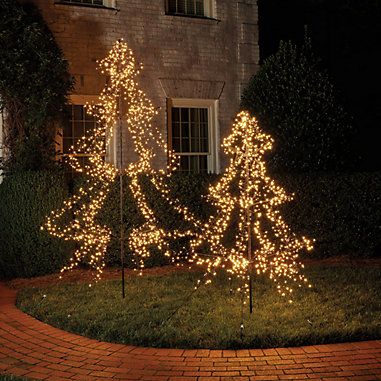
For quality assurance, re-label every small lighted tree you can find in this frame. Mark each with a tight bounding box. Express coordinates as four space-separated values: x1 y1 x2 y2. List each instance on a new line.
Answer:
42 40 180 285
191 111 313 309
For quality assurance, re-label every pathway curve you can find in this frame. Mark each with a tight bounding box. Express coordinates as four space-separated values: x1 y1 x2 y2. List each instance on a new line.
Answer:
0 283 380 381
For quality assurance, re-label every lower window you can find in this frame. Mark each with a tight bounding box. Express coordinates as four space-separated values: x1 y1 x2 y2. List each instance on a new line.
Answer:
168 99 218 173
60 104 99 168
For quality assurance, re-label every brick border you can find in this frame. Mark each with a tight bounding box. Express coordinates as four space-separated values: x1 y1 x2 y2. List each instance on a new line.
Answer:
0 283 380 380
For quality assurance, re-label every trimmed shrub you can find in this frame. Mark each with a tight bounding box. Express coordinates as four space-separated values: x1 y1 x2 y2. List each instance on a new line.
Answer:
98 173 216 267
98 171 380 265
0 0 73 171
0 171 72 279
1 171 379 279
240 37 355 173
277 171 381 258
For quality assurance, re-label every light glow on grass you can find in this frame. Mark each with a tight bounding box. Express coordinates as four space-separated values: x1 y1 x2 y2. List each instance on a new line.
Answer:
17 265 381 349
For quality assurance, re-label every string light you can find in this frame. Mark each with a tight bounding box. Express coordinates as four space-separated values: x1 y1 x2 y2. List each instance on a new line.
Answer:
42 42 312 303
42 40 191 281
188 111 313 301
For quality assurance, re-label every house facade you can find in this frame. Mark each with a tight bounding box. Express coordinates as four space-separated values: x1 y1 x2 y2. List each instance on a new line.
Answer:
21 0 259 173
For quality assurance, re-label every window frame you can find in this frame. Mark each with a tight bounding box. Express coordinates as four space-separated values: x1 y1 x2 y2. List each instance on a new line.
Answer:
165 0 216 19
167 98 219 174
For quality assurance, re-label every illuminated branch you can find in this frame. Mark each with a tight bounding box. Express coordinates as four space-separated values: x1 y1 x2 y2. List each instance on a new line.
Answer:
190 111 313 302
42 40 198 281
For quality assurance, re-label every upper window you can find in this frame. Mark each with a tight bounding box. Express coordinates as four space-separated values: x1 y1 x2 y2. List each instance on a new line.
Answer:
166 0 215 18
56 0 115 8
168 99 219 174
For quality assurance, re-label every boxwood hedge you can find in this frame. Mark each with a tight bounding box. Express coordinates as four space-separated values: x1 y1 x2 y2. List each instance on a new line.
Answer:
0 170 72 279
0 170 379 279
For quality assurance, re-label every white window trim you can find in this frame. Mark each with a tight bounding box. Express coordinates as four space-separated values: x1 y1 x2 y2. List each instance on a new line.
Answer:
204 0 216 18
170 98 220 174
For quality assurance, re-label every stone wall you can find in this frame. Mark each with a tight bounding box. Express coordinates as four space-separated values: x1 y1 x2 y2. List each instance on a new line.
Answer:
24 0 259 171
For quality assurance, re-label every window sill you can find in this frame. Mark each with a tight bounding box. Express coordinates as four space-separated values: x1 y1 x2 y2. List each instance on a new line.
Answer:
165 12 219 22
54 1 117 11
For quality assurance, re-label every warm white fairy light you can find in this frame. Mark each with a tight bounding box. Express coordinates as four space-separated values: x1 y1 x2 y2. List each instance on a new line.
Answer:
189 111 313 301
42 40 192 281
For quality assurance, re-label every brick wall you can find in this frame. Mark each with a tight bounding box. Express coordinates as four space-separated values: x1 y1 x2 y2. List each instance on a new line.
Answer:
24 0 259 171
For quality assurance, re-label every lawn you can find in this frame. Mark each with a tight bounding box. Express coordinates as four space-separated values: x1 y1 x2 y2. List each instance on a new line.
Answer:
16 265 381 349
0 375 28 381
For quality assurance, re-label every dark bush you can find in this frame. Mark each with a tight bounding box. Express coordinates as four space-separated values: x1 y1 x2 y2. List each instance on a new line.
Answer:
98 173 216 267
1 171 379 279
98 171 380 265
277 171 381 258
241 37 356 173
0 171 72 279
0 0 73 171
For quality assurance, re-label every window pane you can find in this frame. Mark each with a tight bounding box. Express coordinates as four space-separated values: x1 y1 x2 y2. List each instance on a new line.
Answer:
200 123 208 139
177 0 186 14
63 138 72 154
190 122 199 139
179 155 189 171
189 156 199 172
200 108 208 123
73 105 83 121
199 155 208 172
182 137 190 152
200 138 209 153
196 0 204 16
191 138 200 152
84 121 96 136
168 0 177 13
172 122 180 138
172 107 180 123
186 0 194 15
172 138 181 152
180 108 189 123
181 124 189 139
74 122 84 137
63 120 72 138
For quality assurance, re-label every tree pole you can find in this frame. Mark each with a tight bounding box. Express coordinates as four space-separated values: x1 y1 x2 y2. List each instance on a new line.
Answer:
245 133 253 314
118 67 125 299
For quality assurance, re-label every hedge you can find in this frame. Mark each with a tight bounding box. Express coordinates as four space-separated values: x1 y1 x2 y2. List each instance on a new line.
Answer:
0 171 380 279
97 171 380 264
0 170 72 279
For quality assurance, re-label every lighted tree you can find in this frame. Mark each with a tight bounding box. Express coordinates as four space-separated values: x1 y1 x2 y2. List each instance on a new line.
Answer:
42 40 178 283
190 111 313 308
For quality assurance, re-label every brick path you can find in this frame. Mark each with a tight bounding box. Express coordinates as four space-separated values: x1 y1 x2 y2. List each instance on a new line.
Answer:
0 283 380 381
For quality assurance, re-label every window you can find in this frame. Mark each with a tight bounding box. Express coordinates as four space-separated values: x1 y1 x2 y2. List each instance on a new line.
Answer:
56 0 115 8
60 105 101 167
166 0 215 18
168 99 219 173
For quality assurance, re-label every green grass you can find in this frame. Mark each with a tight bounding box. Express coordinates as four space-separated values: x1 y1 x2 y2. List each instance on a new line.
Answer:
0 374 28 381
17 266 381 349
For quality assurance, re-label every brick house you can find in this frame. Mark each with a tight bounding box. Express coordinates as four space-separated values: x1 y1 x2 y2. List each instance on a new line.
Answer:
15 0 259 173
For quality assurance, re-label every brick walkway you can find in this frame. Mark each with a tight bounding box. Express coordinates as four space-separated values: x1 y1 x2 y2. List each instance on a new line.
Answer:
0 283 380 381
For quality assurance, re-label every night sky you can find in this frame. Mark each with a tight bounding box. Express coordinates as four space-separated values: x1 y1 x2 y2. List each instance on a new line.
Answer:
258 0 381 171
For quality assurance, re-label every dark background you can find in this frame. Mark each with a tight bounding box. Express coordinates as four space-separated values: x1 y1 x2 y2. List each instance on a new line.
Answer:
257 0 381 171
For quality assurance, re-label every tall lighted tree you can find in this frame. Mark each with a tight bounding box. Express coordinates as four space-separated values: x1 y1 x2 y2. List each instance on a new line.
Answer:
190 111 313 310
42 40 179 286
